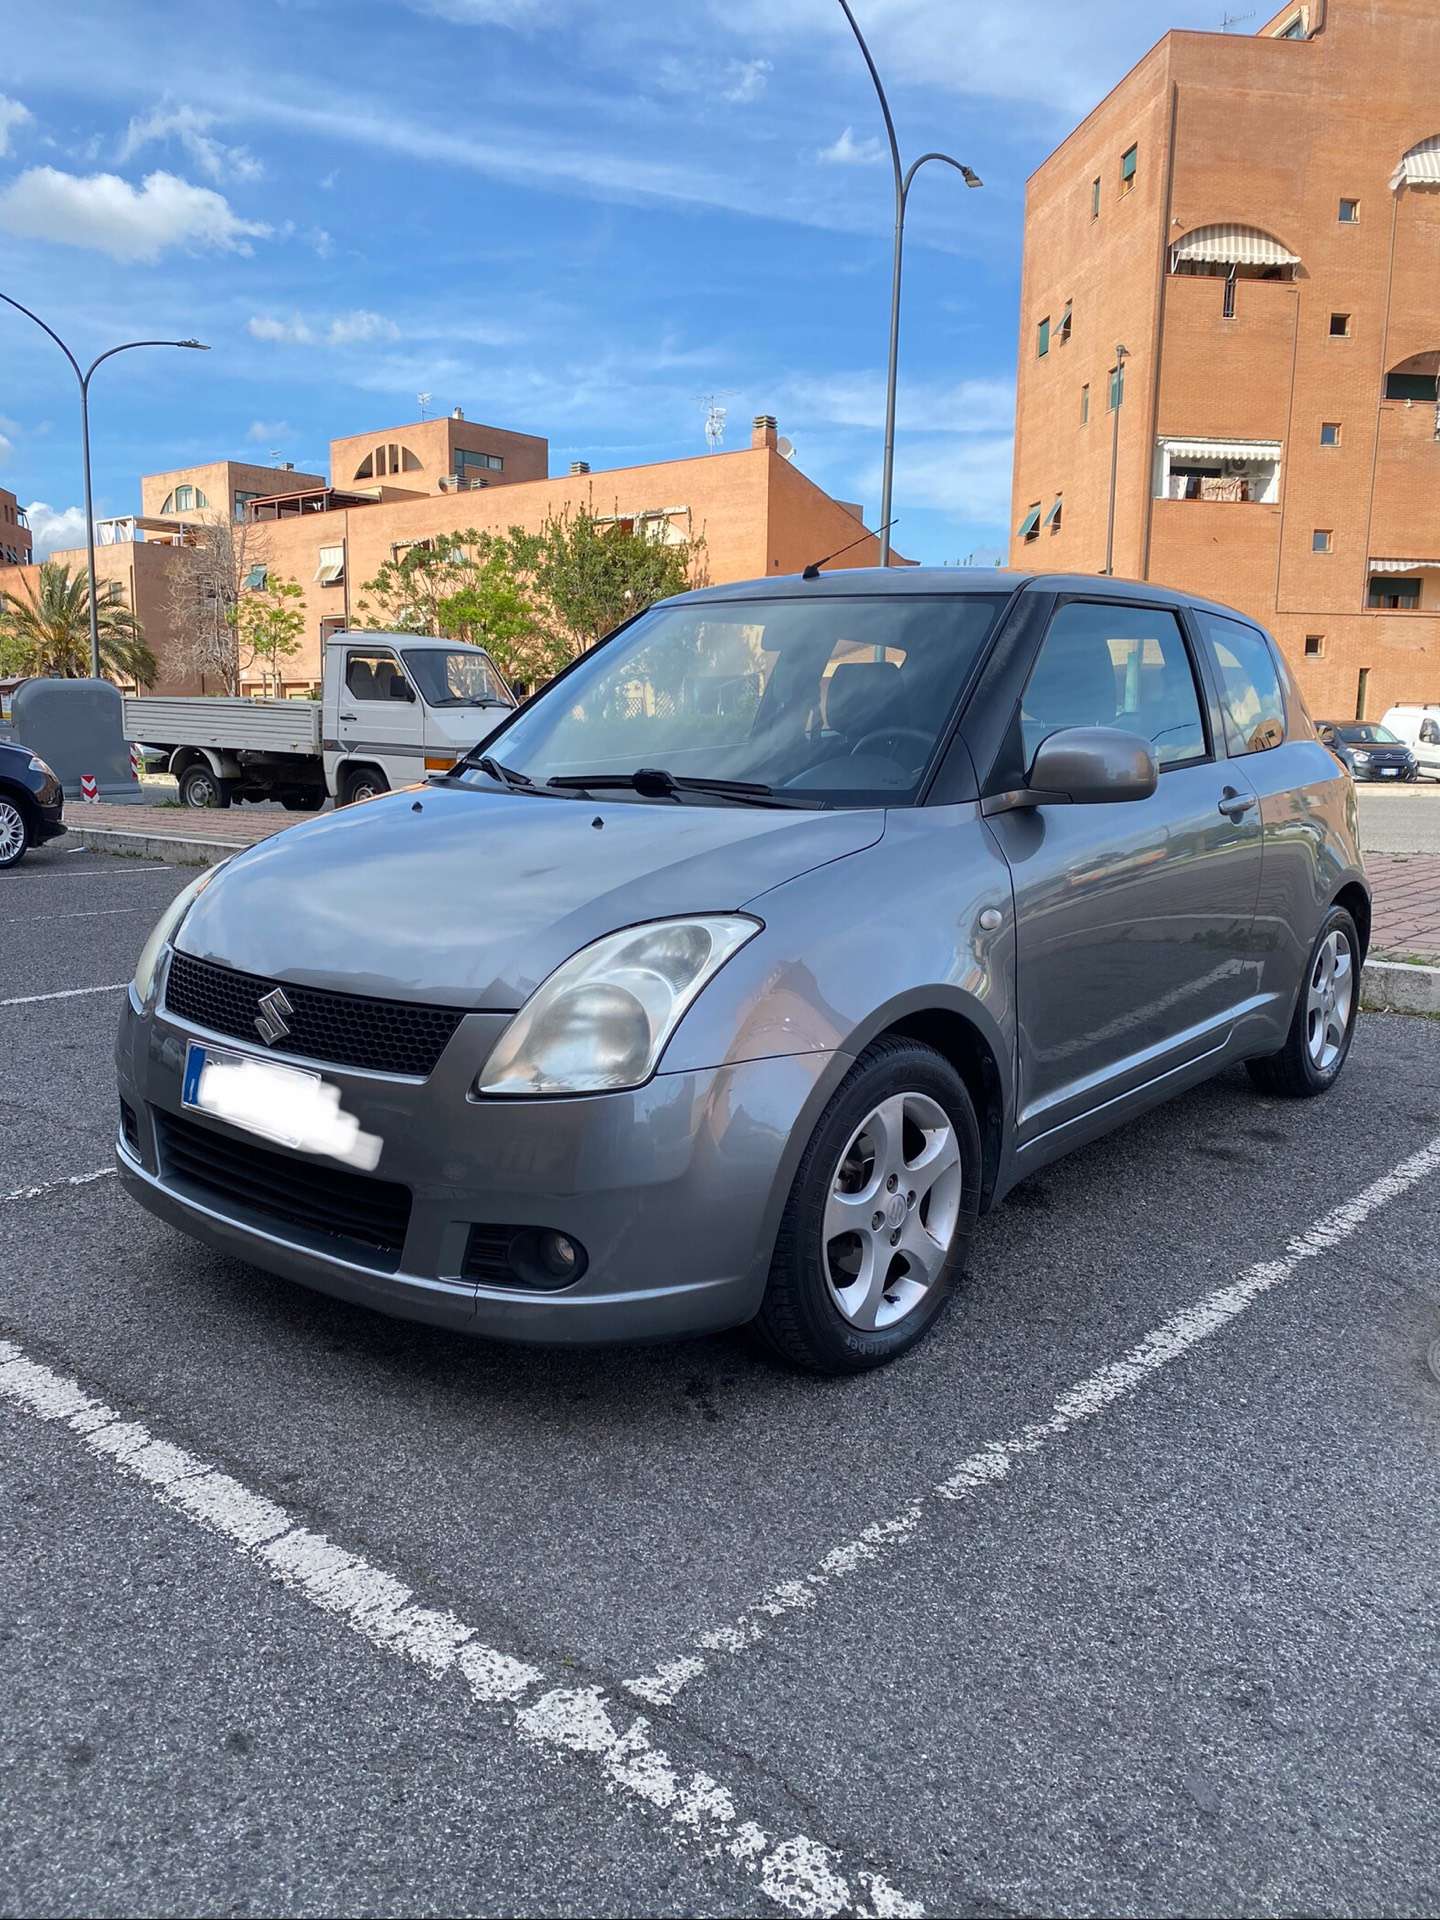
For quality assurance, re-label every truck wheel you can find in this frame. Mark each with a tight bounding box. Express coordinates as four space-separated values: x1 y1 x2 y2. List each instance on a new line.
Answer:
179 765 229 809
282 791 325 813
341 768 388 806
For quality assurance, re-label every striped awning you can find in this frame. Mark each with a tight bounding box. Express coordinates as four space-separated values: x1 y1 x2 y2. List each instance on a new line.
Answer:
1160 437 1282 463
1370 556 1440 574
1171 224 1299 267
1391 135 1440 190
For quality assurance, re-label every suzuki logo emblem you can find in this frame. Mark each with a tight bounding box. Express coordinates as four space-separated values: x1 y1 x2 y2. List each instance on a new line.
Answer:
254 986 294 1047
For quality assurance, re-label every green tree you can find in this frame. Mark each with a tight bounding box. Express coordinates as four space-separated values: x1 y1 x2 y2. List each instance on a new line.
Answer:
235 573 305 695
0 560 157 687
356 531 553 684
513 504 707 661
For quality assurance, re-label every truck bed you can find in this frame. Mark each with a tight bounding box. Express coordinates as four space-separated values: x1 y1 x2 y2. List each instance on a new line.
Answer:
123 695 322 759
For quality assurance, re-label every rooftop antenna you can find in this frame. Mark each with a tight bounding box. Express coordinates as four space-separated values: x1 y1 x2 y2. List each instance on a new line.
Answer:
697 389 739 452
1221 8 1255 28
417 391 432 421
268 447 283 466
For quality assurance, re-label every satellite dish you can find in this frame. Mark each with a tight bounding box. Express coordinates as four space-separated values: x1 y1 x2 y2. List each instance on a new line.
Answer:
776 436 796 462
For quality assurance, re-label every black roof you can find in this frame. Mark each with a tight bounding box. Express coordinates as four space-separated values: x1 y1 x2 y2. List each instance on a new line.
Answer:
670 566 1264 628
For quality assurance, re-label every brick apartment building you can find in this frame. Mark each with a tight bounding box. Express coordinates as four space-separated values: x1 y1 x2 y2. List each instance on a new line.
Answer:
0 487 31 568
1010 0 1440 719
0 411 884 695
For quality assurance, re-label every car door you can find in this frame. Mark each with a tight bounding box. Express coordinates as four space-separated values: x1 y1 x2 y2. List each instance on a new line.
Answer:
1416 714 1440 780
980 595 1265 1148
336 644 423 784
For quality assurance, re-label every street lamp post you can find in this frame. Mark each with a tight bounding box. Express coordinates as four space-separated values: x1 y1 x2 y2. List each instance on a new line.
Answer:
0 293 208 677
835 0 982 568
1103 343 1131 577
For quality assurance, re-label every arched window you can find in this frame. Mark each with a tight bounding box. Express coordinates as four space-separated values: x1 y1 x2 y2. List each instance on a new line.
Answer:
1384 351 1440 403
1391 135 1440 192
160 485 209 515
353 443 422 481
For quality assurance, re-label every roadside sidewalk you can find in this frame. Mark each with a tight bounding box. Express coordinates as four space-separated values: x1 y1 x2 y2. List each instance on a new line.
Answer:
57 800 287 866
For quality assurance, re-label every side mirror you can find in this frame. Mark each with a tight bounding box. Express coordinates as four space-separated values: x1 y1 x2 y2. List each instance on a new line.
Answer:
983 726 1158 816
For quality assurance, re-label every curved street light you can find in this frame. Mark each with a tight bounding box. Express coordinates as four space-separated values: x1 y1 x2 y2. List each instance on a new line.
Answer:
0 292 208 677
834 0 981 567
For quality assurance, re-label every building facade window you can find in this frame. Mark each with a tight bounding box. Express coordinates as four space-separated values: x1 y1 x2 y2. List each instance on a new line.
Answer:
1017 503 1042 542
1304 634 1325 657
1037 316 1050 357
1108 363 1125 409
161 485 208 515
1120 145 1137 193
1080 384 1090 424
316 543 345 585
1329 312 1351 337
1385 367 1438 402
454 447 505 484
1091 176 1101 218
1058 301 1072 344
1044 496 1063 532
1368 576 1422 609
1313 529 1333 553
354 443 422 481
1338 198 1359 223
1320 422 1341 446
233 491 263 522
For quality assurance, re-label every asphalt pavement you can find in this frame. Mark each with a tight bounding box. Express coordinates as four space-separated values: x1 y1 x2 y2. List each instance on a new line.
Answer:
3 837 1440 1917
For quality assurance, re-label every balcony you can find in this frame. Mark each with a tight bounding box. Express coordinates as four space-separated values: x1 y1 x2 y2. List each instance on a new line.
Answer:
1153 437 1282 504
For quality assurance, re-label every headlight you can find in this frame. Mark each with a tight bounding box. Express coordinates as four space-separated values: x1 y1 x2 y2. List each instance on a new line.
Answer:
27 756 55 781
1351 750 1371 763
477 915 761 1096
132 866 224 1004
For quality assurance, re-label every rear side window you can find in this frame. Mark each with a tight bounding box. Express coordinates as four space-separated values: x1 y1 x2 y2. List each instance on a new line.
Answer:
1199 614 1286 754
1020 600 1206 770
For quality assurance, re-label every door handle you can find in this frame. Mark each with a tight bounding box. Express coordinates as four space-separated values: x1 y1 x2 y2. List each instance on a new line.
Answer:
1218 787 1256 819
339 710 358 722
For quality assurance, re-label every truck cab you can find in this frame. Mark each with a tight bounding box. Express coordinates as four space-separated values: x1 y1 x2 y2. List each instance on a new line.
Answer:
323 632 516 805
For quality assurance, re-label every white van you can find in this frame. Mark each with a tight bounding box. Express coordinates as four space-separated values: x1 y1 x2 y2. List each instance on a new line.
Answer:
1379 705 1440 781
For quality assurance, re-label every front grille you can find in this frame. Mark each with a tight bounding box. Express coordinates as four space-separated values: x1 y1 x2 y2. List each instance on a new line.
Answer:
155 1110 412 1268
165 950 465 1077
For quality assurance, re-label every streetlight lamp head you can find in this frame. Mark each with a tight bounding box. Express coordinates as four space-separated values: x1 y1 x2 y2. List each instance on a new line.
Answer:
960 166 983 188
178 339 209 350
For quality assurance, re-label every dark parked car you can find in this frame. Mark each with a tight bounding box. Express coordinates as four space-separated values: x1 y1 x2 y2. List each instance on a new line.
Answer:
1315 720 1418 781
118 570 1369 1375
0 738 65 868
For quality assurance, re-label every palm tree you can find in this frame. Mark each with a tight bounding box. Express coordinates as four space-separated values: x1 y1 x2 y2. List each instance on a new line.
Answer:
0 559 158 688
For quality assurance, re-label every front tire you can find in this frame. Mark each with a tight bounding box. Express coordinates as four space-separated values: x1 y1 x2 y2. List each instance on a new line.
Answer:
1246 905 1360 1098
754 1037 982 1375
341 767 388 806
0 796 31 868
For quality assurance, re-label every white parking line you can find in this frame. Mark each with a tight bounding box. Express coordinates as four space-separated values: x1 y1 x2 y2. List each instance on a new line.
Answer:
625 1134 1440 1709
1 1167 115 1206
0 1337 918 1920
11 865 174 878
5 906 152 923
0 984 128 1008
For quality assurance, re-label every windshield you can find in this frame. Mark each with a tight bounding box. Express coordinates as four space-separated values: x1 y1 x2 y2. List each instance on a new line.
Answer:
1339 723 1400 744
461 593 1007 805
403 647 513 708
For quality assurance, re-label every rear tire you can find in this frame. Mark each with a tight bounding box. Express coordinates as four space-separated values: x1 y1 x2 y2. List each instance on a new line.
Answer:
341 767 388 806
282 790 325 812
178 765 229 810
754 1037 982 1375
0 796 31 869
1246 904 1360 1099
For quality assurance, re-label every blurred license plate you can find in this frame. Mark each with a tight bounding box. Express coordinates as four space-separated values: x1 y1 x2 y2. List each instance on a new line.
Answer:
1382 766 1399 776
183 1042 318 1148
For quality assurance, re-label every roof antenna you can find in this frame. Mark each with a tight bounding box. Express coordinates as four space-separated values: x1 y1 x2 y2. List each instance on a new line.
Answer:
802 519 898 581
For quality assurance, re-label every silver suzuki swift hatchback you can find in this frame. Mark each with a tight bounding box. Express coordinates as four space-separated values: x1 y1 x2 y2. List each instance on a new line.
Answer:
117 571 1368 1374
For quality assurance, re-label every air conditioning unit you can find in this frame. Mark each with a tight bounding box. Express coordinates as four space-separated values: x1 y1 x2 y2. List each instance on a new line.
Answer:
438 474 457 491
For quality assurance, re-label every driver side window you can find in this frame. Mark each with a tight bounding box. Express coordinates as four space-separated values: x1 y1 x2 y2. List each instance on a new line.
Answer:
1020 601 1207 771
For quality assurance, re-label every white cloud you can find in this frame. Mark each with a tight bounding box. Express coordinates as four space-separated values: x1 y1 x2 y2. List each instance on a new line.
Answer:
0 95 32 159
0 431 12 465
417 0 565 20
0 167 270 262
860 434 1015 526
784 372 1014 436
309 226 334 258
247 309 400 347
319 168 339 191
722 58 771 103
246 419 293 443
24 502 88 558
817 126 886 167
118 104 264 183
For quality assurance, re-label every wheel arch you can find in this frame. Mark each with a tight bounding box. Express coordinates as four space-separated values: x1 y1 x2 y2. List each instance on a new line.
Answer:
336 759 388 802
0 776 41 835
1334 879 1371 962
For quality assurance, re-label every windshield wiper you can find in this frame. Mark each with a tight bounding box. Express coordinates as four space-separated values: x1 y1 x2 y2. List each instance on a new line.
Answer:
545 767 819 809
466 753 542 792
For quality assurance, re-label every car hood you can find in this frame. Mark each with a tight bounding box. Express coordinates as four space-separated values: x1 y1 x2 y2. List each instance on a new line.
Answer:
176 785 885 1009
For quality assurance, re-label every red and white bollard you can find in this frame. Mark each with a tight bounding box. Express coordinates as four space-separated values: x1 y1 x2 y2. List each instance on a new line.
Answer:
129 741 144 783
80 773 99 804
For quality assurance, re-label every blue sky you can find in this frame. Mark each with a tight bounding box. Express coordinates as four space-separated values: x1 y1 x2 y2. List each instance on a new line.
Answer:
0 0 1212 567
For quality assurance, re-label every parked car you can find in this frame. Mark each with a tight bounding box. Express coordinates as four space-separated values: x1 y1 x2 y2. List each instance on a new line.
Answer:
0 738 65 868
124 633 516 810
1314 719 1418 781
117 570 1369 1374
1378 704 1440 780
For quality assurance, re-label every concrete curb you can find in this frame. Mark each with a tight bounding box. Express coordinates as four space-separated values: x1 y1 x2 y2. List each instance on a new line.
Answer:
59 823 251 868
1362 959 1440 1014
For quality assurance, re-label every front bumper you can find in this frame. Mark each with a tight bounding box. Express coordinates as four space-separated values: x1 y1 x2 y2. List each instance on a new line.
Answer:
115 974 839 1344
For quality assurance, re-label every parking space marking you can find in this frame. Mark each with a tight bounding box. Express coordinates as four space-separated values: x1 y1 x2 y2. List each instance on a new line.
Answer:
1 1167 116 1207
0 1335 919 1920
625 1132 1440 1709
7 906 153 923
0 984 128 1008
7 865 175 879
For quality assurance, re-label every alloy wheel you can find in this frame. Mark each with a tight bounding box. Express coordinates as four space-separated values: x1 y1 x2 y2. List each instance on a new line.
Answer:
1305 928 1353 1071
0 800 25 864
823 1090 962 1331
